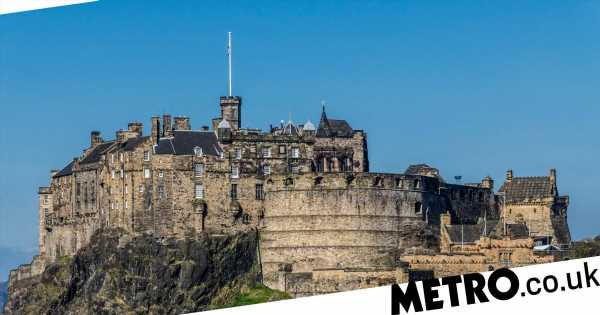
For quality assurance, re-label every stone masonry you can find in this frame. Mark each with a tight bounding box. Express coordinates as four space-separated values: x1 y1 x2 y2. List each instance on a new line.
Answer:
10 93 572 297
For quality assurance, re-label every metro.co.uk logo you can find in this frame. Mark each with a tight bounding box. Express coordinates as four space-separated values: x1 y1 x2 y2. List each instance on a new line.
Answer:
392 262 600 314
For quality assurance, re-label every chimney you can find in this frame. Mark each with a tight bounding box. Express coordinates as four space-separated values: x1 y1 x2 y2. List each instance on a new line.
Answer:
506 169 513 182
173 116 191 130
162 114 172 137
549 168 556 184
90 131 102 147
201 125 209 131
127 122 143 137
116 129 127 142
151 116 160 145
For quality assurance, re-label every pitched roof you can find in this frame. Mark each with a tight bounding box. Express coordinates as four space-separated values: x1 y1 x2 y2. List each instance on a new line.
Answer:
499 176 555 203
446 224 483 244
121 136 149 151
316 109 353 138
79 141 115 164
446 221 529 243
155 130 221 156
506 223 530 238
53 160 75 178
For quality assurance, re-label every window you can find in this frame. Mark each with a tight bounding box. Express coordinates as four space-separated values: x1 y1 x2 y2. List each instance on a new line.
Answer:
43 208 49 218
119 153 123 162
159 171 164 178
143 150 150 161
230 184 238 200
291 165 299 174
111 170 115 179
158 185 165 199
291 147 300 158
125 201 128 209
144 168 151 178
194 163 204 177
231 165 240 178
414 179 420 189
262 164 271 175
279 145 286 155
255 184 264 200
195 184 204 199
194 146 203 157
139 185 144 193
261 147 271 158
415 202 422 214
120 169 124 178
125 185 128 194
234 148 242 160
111 154 115 164
110 202 114 210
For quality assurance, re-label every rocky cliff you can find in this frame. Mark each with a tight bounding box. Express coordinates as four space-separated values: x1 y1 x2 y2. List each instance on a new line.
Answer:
3 228 288 314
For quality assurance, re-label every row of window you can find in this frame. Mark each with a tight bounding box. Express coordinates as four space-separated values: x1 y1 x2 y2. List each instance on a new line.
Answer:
194 183 264 201
231 147 301 159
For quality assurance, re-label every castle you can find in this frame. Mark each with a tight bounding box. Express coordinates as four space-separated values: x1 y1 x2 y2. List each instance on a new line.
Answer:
16 92 571 297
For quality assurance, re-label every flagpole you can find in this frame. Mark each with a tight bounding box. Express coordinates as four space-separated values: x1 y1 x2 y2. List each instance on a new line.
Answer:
227 32 232 97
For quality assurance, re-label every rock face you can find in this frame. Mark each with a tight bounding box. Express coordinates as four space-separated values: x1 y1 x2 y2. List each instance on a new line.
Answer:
3 228 274 314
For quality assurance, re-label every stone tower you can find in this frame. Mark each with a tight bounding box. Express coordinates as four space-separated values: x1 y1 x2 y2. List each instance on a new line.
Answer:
220 96 241 130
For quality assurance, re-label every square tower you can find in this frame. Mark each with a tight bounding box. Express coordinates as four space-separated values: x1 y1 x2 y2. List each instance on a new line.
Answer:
220 96 242 130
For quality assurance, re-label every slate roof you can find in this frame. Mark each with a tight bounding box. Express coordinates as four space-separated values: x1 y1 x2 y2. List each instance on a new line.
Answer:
121 136 149 151
79 141 115 164
506 223 530 238
498 176 555 203
155 130 221 156
316 109 353 138
53 160 75 178
445 221 529 243
446 224 483 244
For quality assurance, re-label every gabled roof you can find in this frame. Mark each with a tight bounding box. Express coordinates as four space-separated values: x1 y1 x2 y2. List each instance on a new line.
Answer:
316 109 353 138
282 121 299 135
499 176 555 203
79 141 115 164
53 160 75 178
155 130 221 156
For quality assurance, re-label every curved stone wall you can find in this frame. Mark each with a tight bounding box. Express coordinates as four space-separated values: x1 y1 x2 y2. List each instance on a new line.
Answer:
260 173 446 286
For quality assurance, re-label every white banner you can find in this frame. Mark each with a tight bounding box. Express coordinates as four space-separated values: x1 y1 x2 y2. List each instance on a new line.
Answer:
198 256 600 315
0 0 96 15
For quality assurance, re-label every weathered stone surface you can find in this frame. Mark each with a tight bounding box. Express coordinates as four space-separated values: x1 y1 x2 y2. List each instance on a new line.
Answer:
3 228 264 315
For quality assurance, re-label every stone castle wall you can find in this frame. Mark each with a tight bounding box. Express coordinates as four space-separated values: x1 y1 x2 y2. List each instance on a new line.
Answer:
260 172 449 288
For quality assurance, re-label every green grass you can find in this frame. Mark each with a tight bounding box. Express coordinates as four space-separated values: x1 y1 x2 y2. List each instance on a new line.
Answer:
226 284 291 307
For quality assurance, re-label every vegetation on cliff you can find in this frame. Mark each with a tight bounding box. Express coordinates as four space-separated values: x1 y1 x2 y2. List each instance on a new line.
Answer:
3 228 288 315
571 235 600 259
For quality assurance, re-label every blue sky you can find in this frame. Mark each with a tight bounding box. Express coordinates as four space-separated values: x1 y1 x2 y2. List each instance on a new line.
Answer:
1 1 599 277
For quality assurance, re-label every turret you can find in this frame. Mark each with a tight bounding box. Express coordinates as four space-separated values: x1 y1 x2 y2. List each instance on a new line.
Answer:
481 176 494 189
